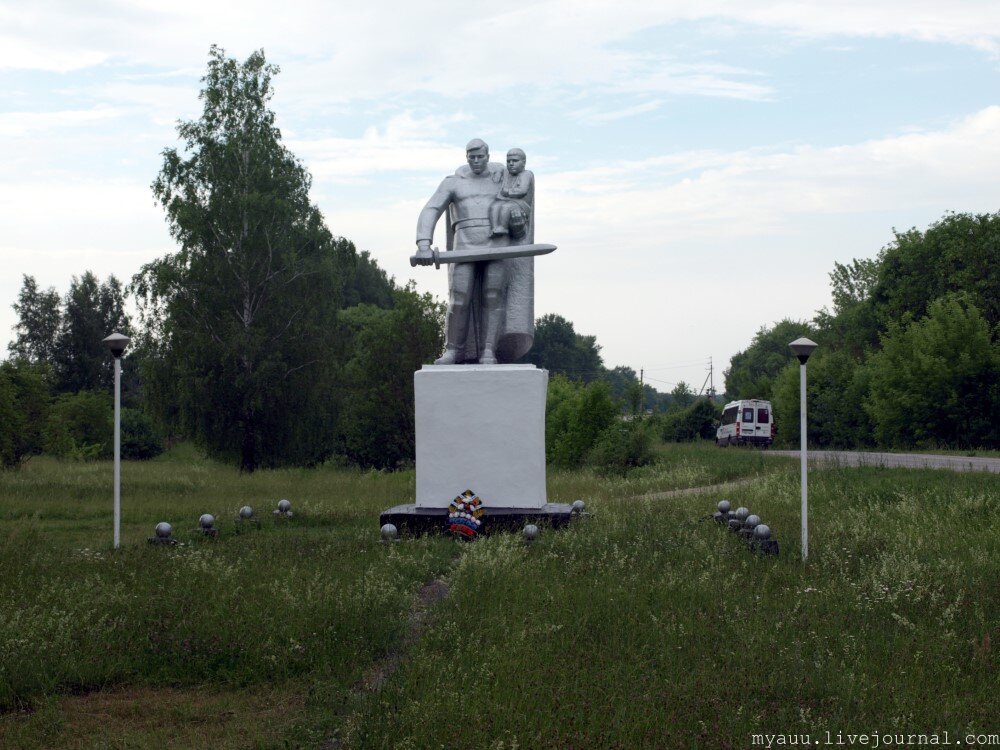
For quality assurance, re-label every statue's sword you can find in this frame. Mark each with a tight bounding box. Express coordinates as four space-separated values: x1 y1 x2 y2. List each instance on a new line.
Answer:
410 243 557 269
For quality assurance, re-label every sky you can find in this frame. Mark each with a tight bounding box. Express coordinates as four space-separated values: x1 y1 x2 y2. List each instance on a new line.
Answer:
3 1 1000 394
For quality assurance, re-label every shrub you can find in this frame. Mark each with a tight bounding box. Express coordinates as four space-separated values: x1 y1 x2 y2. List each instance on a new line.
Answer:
44 390 113 460
121 408 165 460
864 294 1000 448
588 419 655 475
660 399 721 442
0 370 21 469
0 361 52 468
546 376 619 467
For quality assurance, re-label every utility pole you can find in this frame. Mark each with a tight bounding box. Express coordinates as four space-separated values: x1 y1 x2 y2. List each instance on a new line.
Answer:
640 368 644 415
698 358 712 398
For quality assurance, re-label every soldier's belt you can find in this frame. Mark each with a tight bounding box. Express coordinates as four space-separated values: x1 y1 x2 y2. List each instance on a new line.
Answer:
451 217 492 231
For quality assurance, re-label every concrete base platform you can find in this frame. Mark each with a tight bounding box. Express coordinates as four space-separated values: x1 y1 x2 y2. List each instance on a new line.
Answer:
415 365 548 509
380 502 574 536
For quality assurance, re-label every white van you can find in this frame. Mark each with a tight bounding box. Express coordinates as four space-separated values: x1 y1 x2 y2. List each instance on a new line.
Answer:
716 399 774 447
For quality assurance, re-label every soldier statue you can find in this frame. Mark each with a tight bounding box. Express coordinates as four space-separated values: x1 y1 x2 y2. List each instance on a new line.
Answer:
413 139 552 364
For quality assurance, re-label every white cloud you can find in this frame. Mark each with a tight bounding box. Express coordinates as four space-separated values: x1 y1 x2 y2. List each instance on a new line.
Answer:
287 112 473 181
731 1 1000 55
0 33 108 72
0 106 123 137
0 2 937 109
314 106 1000 367
3 0 1000 369
92 82 201 126
0 176 172 356
0 178 169 261
539 106 1000 245
573 100 664 123
3 1 999 91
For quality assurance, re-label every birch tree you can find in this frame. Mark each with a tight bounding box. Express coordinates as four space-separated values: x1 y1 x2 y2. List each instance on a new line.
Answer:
135 46 347 471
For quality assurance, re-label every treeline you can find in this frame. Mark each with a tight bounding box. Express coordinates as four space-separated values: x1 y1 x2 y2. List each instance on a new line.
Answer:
1 46 685 473
520 313 699 414
1 47 443 471
524 314 721 460
1 264 440 471
724 211 1000 449
0 272 161 467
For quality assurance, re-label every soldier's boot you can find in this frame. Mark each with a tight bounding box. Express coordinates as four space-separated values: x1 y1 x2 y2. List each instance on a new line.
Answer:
435 347 460 365
436 304 468 365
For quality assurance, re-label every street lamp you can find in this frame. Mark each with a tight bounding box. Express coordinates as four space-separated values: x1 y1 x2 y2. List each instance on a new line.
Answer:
103 332 130 548
789 337 817 561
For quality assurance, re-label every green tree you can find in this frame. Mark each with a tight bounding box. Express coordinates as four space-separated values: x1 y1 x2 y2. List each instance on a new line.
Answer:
339 247 395 309
771 350 873 448
870 212 1000 332
588 420 654 475
120 408 165 460
520 313 603 380
44 390 113 460
732 211 1000 451
659 398 721 442
0 369 23 468
9 275 62 365
338 286 444 469
53 272 130 393
576 363 668 414
668 381 696 412
829 257 880 314
863 294 1000 448
624 379 644 416
601 365 636 401
134 46 389 471
724 319 812 400
545 376 619 467
0 360 51 463
813 258 881 357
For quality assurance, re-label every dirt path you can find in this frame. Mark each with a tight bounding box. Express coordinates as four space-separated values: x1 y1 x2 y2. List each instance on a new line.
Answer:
323 576 452 748
359 578 450 692
631 476 757 502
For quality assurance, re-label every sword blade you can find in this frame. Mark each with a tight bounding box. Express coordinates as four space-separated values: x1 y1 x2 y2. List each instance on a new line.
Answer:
442 243 556 264
410 243 557 268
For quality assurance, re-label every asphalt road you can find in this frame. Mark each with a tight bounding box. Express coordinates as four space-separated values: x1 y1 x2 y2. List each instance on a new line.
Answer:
766 450 1000 474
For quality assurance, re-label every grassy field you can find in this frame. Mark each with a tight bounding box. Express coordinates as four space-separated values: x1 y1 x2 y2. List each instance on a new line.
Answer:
1 443 997 748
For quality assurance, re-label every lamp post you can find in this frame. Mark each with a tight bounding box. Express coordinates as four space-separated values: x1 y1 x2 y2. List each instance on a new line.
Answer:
103 332 130 548
789 337 817 561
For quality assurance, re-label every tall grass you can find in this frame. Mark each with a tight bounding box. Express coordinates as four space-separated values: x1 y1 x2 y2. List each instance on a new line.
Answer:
342 466 1000 748
0 450 455 717
3 443 995 748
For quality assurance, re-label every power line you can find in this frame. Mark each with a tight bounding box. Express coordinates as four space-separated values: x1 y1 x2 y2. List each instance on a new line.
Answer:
642 359 712 371
643 376 678 387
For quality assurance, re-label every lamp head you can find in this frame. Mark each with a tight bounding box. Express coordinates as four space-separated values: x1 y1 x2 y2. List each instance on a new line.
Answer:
103 332 131 359
788 337 818 364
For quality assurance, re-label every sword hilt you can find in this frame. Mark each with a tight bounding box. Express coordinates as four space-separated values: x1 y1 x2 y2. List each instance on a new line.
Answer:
409 247 441 269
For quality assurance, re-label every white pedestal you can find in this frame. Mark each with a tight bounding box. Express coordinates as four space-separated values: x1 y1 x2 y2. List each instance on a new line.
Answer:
415 364 548 509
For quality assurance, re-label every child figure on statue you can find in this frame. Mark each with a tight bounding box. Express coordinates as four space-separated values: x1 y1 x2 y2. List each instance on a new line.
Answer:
490 148 533 238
